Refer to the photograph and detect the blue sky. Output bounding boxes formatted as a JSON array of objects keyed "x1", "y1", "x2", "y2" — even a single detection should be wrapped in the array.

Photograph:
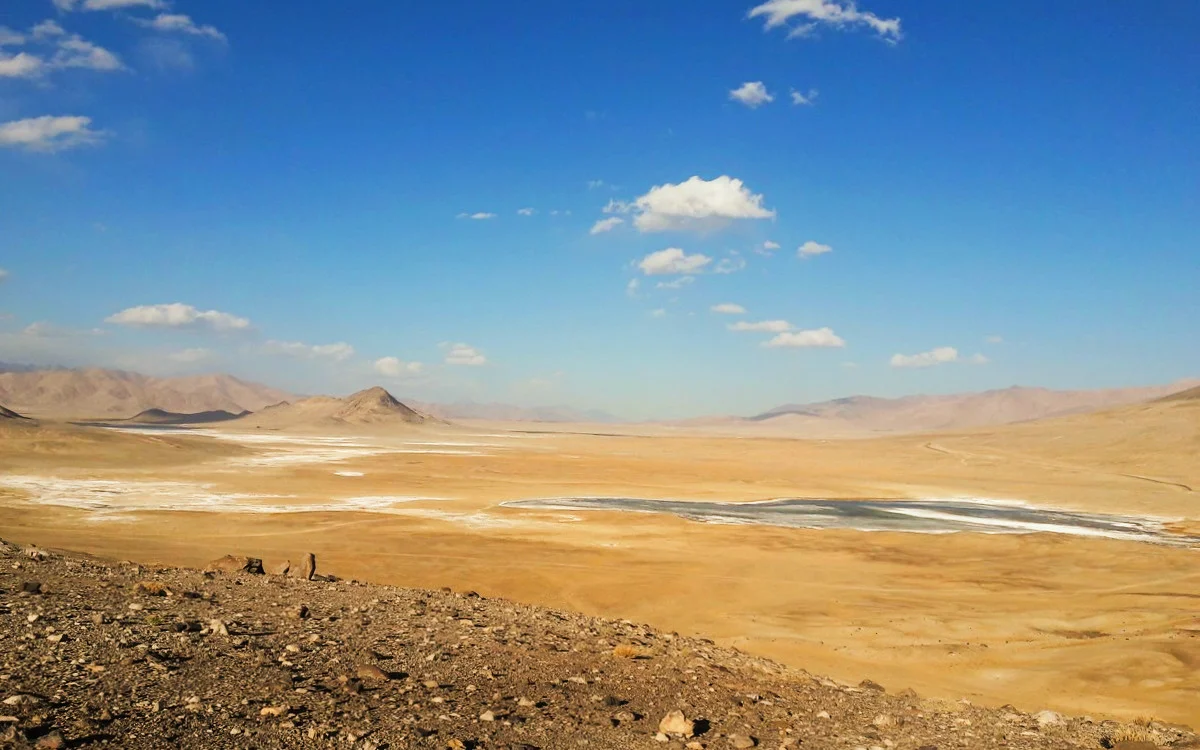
[{"x1": 1, "y1": 0, "x2": 1198, "y2": 419}]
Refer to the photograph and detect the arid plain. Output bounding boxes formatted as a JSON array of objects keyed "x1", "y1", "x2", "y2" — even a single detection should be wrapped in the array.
[{"x1": 1, "y1": 389, "x2": 1198, "y2": 728}]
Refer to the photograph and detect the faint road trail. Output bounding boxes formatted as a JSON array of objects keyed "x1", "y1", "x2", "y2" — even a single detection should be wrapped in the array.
[{"x1": 922, "y1": 442, "x2": 1195, "y2": 493}]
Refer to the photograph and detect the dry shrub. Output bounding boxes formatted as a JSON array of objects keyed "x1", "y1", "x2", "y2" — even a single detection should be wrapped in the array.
[{"x1": 612, "y1": 644, "x2": 652, "y2": 659}]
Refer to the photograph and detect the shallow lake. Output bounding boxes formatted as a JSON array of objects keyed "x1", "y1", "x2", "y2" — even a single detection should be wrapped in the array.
[{"x1": 502, "y1": 497, "x2": 1200, "y2": 547}]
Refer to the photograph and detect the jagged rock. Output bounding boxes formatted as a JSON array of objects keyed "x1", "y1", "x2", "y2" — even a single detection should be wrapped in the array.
[
  {"x1": 133, "y1": 581, "x2": 170, "y2": 596},
  {"x1": 205, "y1": 556, "x2": 264, "y2": 574},
  {"x1": 658, "y1": 710, "x2": 695, "y2": 737},
  {"x1": 34, "y1": 730, "x2": 66, "y2": 749},
  {"x1": 355, "y1": 664, "x2": 389, "y2": 681},
  {"x1": 1035, "y1": 710, "x2": 1062, "y2": 727}
]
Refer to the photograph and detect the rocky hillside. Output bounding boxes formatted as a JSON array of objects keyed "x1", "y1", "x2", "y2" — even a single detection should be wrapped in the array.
[
  {"x1": 0, "y1": 369, "x2": 291, "y2": 420},
  {"x1": 0, "y1": 403, "x2": 28, "y2": 420},
  {"x1": 1, "y1": 542, "x2": 1191, "y2": 750},
  {"x1": 234, "y1": 387, "x2": 435, "y2": 429}
]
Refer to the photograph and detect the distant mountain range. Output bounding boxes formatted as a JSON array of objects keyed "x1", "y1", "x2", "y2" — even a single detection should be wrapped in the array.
[
  {"x1": 705, "y1": 381, "x2": 1200, "y2": 436},
  {"x1": 0, "y1": 365, "x2": 622, "y2": 423},
  {"x1": 0, "y1": 368, "x2": 291, "y2": 419},
  {"x1": 1, "y1": 365, "x2": 1195, "y2": 434}
]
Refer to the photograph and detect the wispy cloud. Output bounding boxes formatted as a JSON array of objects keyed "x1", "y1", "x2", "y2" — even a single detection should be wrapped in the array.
[
  {"x1": 764, "y1": 327, "x2": 845, "y2": 348},
  {"x1": 0, "y1": 116, "x2": 106, "y2": 152},
  {"x1": 21, "y1": 321, "x2": 104, "y2": 338},
  {"x1": 748, "y1": 0, "x2": 902, "y2": 42},
  {"x1": 0, "y1": 52, "x2": 44, "y2": 78},
  {"x1": 890, "y1": 346, "x2": 988, "y2": 368},
  {"x1": 590, "y1": 217, "x2": 624, "y2": 235},
  {"x1": 656, "y1": 275, "x2": 695, "y2": 290},
  {"x1": 442, "y1": 342, "x2": 487, "y2": 366},
  {"x1": 373, "y1": 356, "x2": 423, "y2": 377},
  {"x1": 168, "y1": 347, "x2": 213, "y2": 363},
  {"x1": 56, "y1": 0, "x2": 167, "y2": 11},
  {"x1": 264, "y1": 340, "x2": 355, "y2": 361},
  {"x1": 729, "y1": 319, "x2": 792, "y2": 333},
  {"x1": 638, "y1": 248, "x2": 712, "y2": 276},
  {"x1": 135, "y1": 14, "x2": 226, "y2": 42},
  {"x1": 798, "y1": 240, "x2": 832, "y2": 258},
  {"x1": 790, "y1": 88, "x2": 819, "y2": 105},
  {"x1": 105, "y1": 303, "x2": 250, "y2": 332},
  {"x1": 714, "y1": 255, "x2": 747, "y2": 274}
]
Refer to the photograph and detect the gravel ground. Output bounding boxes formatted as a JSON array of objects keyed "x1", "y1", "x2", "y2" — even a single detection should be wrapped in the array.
[{"x1": 1, "y1": 539, "x2": 1194, "y2": 750}]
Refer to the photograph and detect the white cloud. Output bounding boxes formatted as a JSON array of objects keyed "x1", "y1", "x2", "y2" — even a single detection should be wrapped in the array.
[
  {"x1": 516, "y1": 207, "x2": 535, "y2": 216},
  {"x1": 32, "y1": 20, "x2": 65, "y2": 39},
  {"x1": 656, "y1": 275, "x2": 695, "y2": 290},
  {"x1": 714, "y1": 255, "x2": 747, "y2": 274},
  {"x1": 729, "y1": 319, "x2": 792, "y2": 333},
  {"x1": 51, "y1": 35, "x2": 123, "y2": 71},
  {"x1": 457, "y1": 212, "x2": 496, "y2": 220},
  {"x1": 764, "y1": 327, "x2": 846, "y2": 348},
  {"x1": 890, "y1": 346, "x2": 959, "y2": 369},
  {"x1": 0, "y1": 116, "x2": 106, "y2": 152},
  {"x1": 638, "y1": 247, "x2": 712, "y2": 276},
  {"x1": 985, "y1": 335, "x2": 1004, "y2": 344},
  {"x1": 168, "y1": 347, "x2": 213, "y2": 363},
  {"x1": 755, "y1": 240, "x2": 781, "y2": 256},
  {"x1": 589, "y1": 217, "x2": 624, "y2": 235},
  {"x1": 790, "y1": 88, "x2": 819, "y2": 105},
  {"x1": 642, "y1": 177, "x2": 773, "y2": 231},
  {"x1": 615, "y1": 175, "x2": 775, "y2": 233},
  {"x1": 0, "y1": 52, "x2": 44, "y2": 78},
  {"x1": 264, "y1": 340, "x2": 355, "y2": 361},
  {"x1": 798, "y1": 240, "x2": 832, "y2": 258},
  {"x1": 0, "y1": 27, "x2": 25, "y2": 46},
  {"x1": 373, "y1": 356, "x2": 423, "y2": 377},
  {"x1": 105, "y1": 303, "x2": 251, "y2": 332},
  {"x1": 748, "y1": 0, "x2": 902, "y2": 42},
  {"x1": 711, "y1": 303, "x2": 746, "y2": 314},
  {"x1": 625, "y1": 278, "x2": 640, "y2": 297},
  {"x1": 443, "y1": 342, "x2": 487, "y2": 366},
  {"x1": 730, "y1": 81, "x2": 774, "y2": 108},
  {"x1": 135, "y1": 14, "x2": 226, "y2": 41}
]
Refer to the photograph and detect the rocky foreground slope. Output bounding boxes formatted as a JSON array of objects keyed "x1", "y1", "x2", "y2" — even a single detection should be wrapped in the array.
[{"x1": 0, "y1": 541, "x2": 1193, "y2": 750}]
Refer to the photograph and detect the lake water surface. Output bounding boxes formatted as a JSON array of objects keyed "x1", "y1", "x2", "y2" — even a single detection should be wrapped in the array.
[{"x1": 502, "y1": 497, "x2": 1200, "y2": 547}]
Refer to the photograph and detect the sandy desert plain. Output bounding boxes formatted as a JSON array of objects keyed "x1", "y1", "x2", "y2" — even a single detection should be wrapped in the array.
[{"x1": 1, "y1": 387, "x2": 1198, "y2": 729}]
